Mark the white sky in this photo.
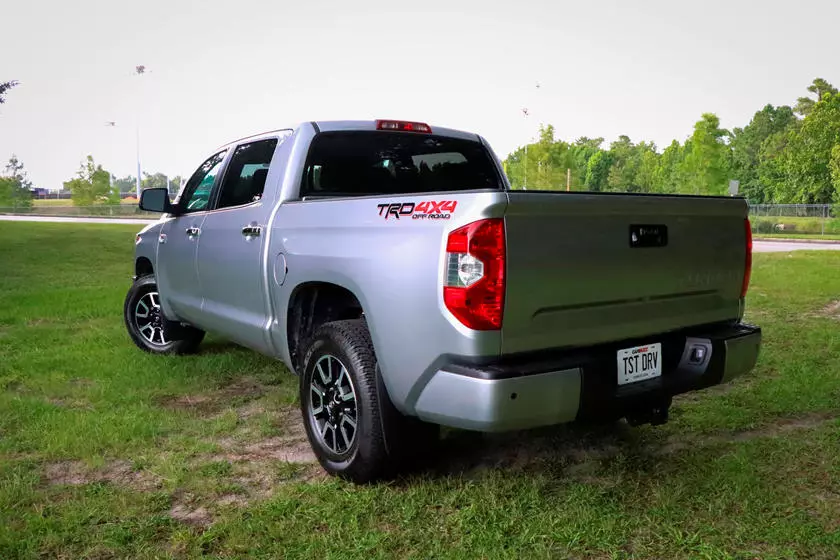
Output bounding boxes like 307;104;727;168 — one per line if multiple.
2;0;838;190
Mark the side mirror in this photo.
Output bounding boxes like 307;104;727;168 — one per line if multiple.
139;188;175;214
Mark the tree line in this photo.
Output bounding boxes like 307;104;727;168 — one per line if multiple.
0;152;182;207
60;155;184;206
503;78;840;204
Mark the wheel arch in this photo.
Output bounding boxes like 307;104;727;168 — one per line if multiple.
285;281;368;374
135;256;154;278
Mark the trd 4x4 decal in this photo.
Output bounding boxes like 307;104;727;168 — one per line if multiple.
377;200;458;220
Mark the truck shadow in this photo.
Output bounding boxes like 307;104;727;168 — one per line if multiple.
402;409;838;483
408;419;650;482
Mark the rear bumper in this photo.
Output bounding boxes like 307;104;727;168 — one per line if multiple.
413;323;761;432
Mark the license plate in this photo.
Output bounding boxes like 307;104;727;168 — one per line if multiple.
617;343;662;385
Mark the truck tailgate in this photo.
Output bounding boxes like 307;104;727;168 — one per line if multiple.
501;192;749;355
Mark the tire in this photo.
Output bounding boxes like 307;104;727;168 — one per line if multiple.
123;274;205;355
299;319;438;483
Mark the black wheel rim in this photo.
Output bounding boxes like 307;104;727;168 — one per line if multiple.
134;290;168;346
309;355;358;455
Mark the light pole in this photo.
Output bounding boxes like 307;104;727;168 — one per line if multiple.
133;65;147;201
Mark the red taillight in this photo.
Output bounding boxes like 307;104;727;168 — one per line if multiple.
741;218;752;298
375;119;432;133
443;219;505;330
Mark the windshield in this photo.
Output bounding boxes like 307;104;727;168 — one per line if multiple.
301;131;502;197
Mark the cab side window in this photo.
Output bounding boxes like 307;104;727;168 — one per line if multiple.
178;150;227;213
215;139;278;210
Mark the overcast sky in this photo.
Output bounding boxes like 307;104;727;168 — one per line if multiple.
2;0;838;190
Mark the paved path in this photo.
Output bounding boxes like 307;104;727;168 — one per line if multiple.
0;214;156;225
753;240;840;253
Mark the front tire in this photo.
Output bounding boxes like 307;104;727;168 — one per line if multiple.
123;275;205;355
299;319;438;483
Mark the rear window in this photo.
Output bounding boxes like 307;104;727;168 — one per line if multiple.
301;131;501;197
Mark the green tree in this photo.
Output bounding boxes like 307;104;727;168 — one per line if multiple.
795;78;837;117
63;155;115;206
651;140;685;193
677;113;731;195
781;91;840;203
142;172;169;191
634;143;659;193
570;137;604;188
114;175;137;194
757;128;795;203
606;136;638;191
0;155;33;208
0;80;19;105
730;104;797;202
830;144;840;202
584;151;613;191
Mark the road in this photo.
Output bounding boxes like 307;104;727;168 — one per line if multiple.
2;215;840;253
753;240;840;253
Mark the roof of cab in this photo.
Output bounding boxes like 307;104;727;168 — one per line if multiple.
217;120;482;150
312;120;482;142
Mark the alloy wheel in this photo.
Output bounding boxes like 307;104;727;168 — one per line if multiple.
309;355;358;455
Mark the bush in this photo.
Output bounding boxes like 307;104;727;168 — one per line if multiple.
753;218;779;233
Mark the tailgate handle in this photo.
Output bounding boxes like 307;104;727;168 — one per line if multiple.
630;224;667;248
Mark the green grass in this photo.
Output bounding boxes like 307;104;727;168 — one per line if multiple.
2;222;840;559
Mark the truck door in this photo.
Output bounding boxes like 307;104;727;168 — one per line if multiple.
195;138;279;353
157;149;227;325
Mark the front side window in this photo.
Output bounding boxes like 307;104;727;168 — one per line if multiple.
216;139;278;209
301;131;501;197
178;150;227;213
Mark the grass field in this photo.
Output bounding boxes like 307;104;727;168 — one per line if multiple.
1;222;840;559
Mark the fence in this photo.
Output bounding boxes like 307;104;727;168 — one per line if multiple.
0;205;158;218
748;204;838;236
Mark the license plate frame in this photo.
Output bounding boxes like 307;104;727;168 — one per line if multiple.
616;343;662;386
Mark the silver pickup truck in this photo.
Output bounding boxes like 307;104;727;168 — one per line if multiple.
126;119;761;482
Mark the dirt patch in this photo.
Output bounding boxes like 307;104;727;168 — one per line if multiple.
170;504;213;528
215;407;315;464
219;435;316;464
178;407;322;512
217;494;250;507
818;300;840;319
46;397;92;410
44;459;161;491
68;377;95;388
26;318;56;327
156;377;266;415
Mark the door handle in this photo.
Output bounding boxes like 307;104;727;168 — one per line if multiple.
185;226;200;237
241;225;262;237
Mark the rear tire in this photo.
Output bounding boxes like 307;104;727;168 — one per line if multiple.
299;319;438;483
123;275;205;355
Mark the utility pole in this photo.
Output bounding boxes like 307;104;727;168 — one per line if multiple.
566;168;571;192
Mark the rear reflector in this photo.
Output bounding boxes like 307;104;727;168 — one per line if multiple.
375;120;432;133
741;218;752;298
443;219;505;330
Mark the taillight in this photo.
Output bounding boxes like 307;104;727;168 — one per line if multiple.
375;120;432;133
741;218;752;298
443;219;505;330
